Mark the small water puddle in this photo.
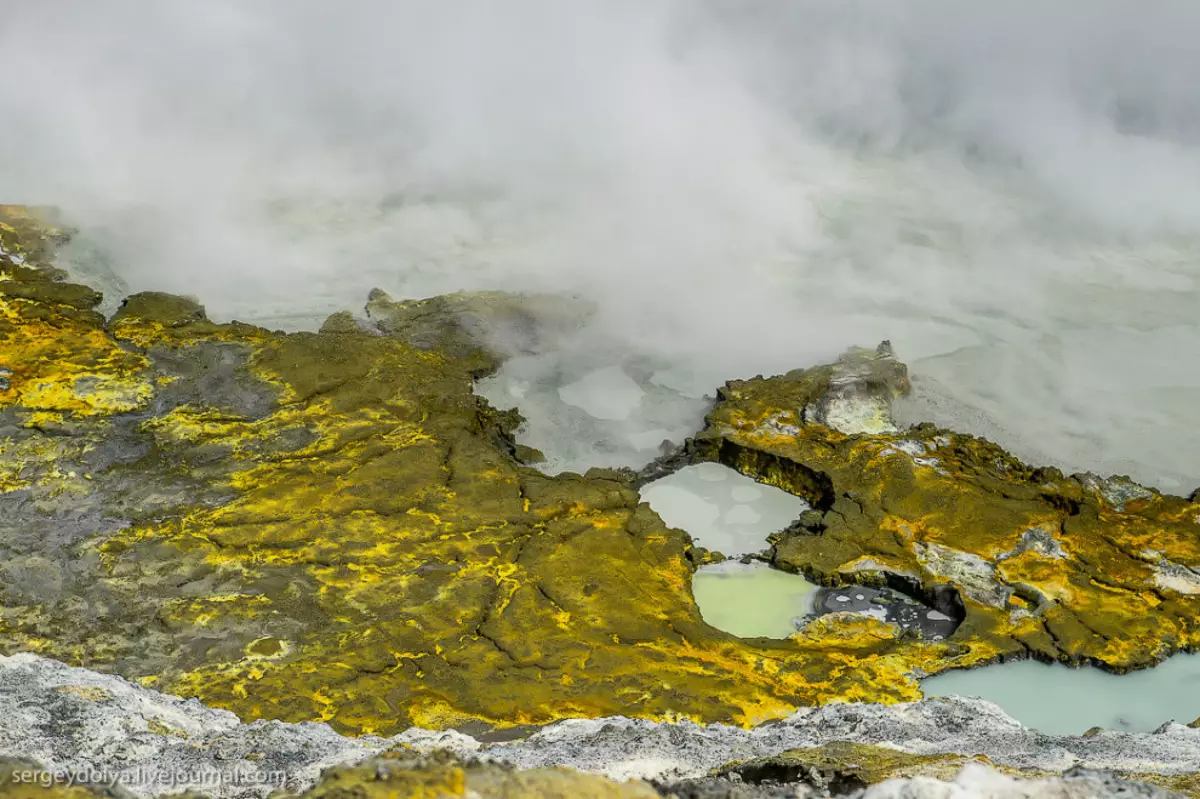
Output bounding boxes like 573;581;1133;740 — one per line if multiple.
691;560;817;638
922;654;1200;733
641;462;810;557
643;462;961;642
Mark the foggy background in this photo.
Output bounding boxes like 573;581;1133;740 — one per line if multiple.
2;1;1198;488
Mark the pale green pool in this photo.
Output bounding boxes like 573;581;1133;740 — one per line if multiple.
690;560;818;639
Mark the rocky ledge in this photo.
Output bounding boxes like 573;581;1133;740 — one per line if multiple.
0;653;1197;798
2;205;1199;794
692;341;1200;673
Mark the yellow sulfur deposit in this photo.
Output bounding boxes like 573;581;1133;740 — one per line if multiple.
2;206;1198;740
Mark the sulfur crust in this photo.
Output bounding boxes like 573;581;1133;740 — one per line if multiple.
1;206;1198;742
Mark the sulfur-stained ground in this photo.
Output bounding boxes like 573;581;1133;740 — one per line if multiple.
695;344;1200;673
2;205;1199;738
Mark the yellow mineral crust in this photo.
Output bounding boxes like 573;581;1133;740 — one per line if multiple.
1;209;154;419
695;356;1200;673
2;206;1197;740
0;209;939;736
0;287;153;418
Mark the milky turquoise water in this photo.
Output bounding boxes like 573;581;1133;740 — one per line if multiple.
921;655;1200;734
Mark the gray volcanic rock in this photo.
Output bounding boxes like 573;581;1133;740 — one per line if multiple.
667;766;1185;798
0;653;389;798
445;701;1200;783
855;766;1184;798
1;653;1198;798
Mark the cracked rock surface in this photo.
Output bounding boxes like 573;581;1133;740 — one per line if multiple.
693;344;1200;676
3;206;1199;791
0;207;956;735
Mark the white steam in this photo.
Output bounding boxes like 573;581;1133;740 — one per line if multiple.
1;1;1198;488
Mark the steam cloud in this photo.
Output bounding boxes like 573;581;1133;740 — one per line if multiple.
2;1;1198;487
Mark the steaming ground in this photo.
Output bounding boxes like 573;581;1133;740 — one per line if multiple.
3;1;1199;490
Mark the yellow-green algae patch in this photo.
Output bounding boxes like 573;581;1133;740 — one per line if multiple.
2;206;1198;740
